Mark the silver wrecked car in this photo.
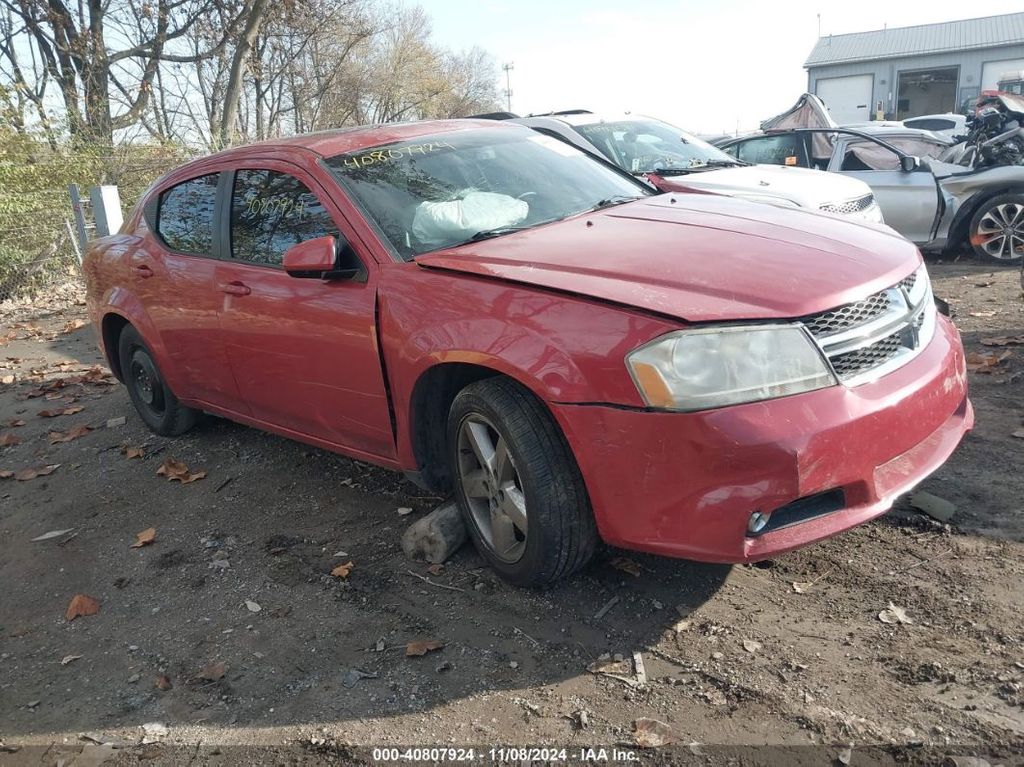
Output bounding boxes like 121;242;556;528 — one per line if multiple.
718;94;1024;265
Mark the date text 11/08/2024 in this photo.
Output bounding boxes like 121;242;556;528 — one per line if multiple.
370;746;641;762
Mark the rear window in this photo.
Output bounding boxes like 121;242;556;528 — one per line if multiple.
156;174;219;255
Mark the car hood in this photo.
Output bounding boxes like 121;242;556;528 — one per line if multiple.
414;194;919;323
649;164;873;208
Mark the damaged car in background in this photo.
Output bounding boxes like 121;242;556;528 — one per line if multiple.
473;110;886;224
718;94;1024;265
84;120;972;587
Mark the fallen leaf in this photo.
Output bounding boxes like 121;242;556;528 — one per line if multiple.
0;374;14;385
405;639;444;657
609;556;642;577
966;350;1012;373
397;506;413;516
792;582;810;593
198;661;226;681
65;594;100;621
156;457;206;484
38;406;83;418
130;527;156;548
63;319;88;333
154;674;172;691
3;418;25;427
742;639;762;654
968;310;996;318
1012;428;1024;439
245;600;262;613
0;432;20;447
633;717;677;748
330;561;354;579
123;446;145;459
60;654;82;665
981;336;1024;347
32;528;74;542
8;464;60;481
48;423;92;443
426;563;444;576
878;602;913;625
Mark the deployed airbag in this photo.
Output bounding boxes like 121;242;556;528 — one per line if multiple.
412;191;528;248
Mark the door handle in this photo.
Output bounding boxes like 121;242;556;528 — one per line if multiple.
219;281;251;296
135;264;154;279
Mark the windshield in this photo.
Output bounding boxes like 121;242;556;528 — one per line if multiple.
574;119;741;174
324;128;649;258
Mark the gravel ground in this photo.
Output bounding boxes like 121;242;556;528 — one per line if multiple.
0;261;1021;766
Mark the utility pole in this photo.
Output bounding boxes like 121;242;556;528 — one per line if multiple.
503;62;514;112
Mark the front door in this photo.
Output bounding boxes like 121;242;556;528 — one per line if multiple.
213;162;395;461
832;138;941;244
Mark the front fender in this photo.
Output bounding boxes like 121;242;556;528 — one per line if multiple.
378;265;680;468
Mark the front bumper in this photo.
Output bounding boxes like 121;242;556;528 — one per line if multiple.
551;314;972;562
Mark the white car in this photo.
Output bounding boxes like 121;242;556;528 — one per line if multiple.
492;110;886;224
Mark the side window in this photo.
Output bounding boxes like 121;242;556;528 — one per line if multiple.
156;174;219;255
231;169;339;266
731;135;805;166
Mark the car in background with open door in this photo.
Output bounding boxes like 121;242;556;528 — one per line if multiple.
716;95;1023;265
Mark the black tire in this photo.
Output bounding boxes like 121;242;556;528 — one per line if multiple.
447;377;598;587
968;193;1024;266
117;325;199;436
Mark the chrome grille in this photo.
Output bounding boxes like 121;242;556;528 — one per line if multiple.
820;194;875;216
829;331;903;378
801;291;891;337
801;268;934;385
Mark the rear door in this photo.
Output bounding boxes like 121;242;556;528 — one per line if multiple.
139;172;246;411
212;160;395;460
830;137;940;244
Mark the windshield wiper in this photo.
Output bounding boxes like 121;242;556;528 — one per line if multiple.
467;225;534;242
653;160;741;175
587;195;644;211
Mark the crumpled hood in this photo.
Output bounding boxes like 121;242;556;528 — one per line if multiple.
650;164;873;209
414;194;919;323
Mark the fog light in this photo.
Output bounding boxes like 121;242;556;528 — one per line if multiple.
747;512;769;535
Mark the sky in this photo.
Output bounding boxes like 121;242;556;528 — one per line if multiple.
423;0;1024;135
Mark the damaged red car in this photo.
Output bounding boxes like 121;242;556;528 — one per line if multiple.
83;120;973;586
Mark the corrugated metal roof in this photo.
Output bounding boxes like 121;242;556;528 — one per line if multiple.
806;12;1024;67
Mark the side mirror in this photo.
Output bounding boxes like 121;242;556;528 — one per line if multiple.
282;235;360;280
900;155;921;172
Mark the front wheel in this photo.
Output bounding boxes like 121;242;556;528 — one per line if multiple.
969;194;1024;265
117;325;200;436
447;378;598;587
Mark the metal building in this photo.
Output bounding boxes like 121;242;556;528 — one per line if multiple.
805;12;1024;123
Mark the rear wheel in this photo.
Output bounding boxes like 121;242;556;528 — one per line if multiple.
447;377;598;587
969;193;1024;265
117;325;199;436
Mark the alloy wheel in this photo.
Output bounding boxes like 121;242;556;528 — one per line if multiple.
976;202;1024;261
456;414;528;563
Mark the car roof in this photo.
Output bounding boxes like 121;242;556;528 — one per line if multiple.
527;111;653;128
195;119;513;162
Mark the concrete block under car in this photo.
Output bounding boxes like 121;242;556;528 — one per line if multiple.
401;503;468;564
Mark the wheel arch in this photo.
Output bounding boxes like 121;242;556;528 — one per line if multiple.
946;185;1024;252
101;312;131;381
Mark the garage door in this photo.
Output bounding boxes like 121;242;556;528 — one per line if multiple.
982;58;1024;91
816;75;873;125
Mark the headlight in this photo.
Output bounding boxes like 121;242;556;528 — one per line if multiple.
627;325;837;411
730;193;802;209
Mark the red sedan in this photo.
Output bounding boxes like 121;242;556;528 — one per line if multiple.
83;120;973;586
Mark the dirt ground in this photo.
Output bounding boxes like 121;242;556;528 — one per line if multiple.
0;260;1021;766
